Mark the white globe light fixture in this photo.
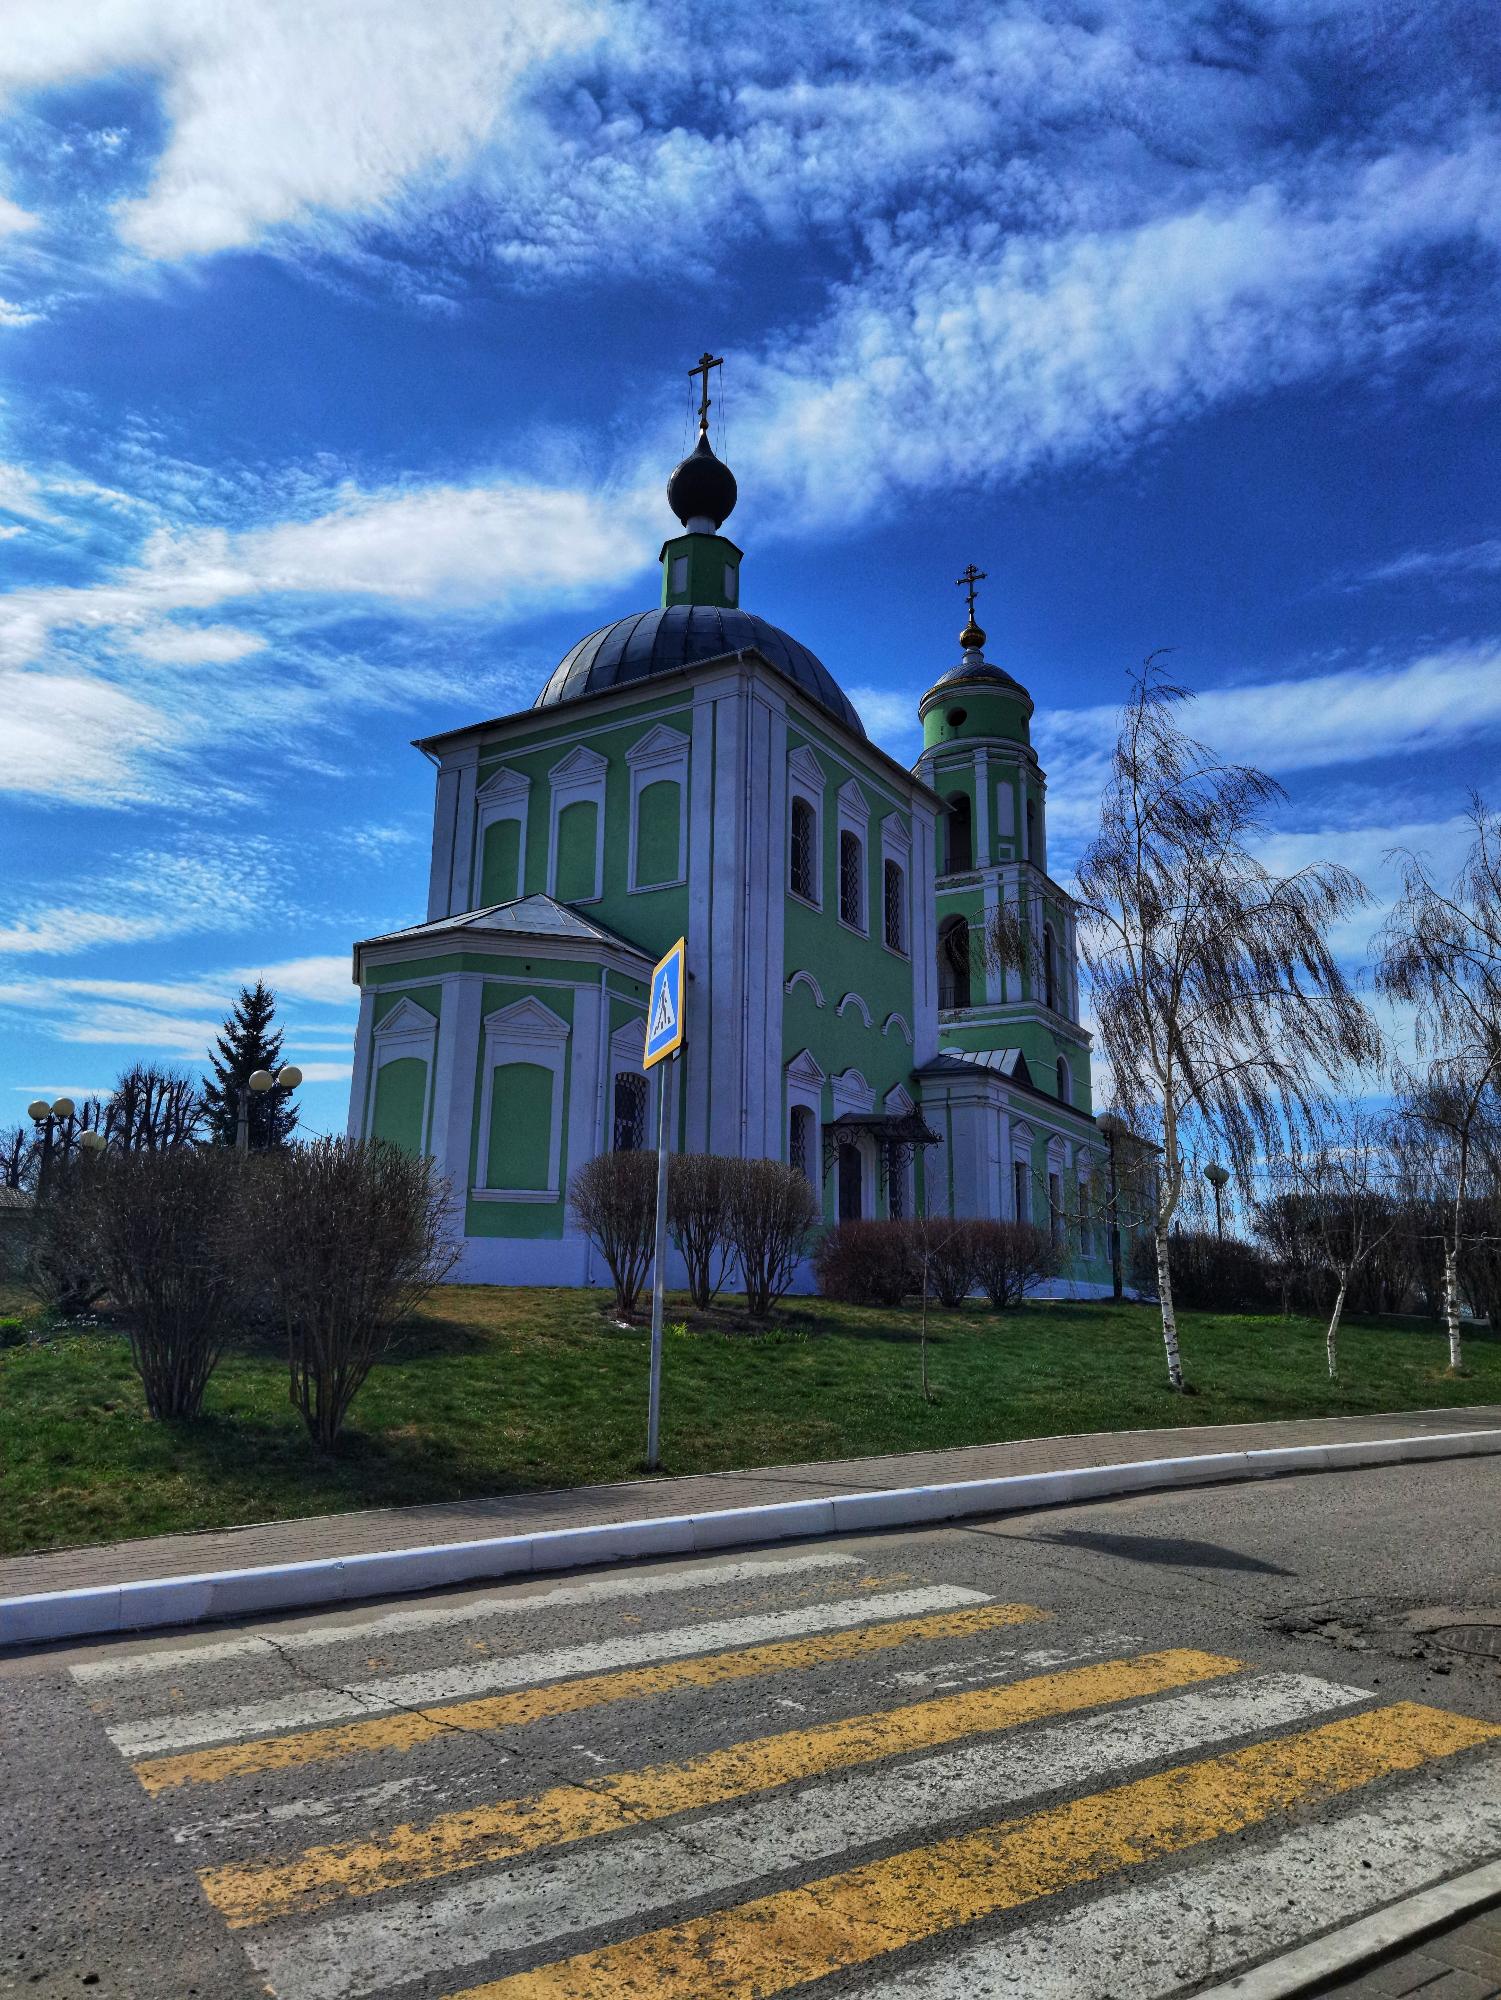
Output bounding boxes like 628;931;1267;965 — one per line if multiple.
51;1096;75;1120
237;1060;302;1151
276;1064;303;1089
1203;1160;1230;1238
80;1130;107;1153
26;1099;49;1122
248;1069;276;1093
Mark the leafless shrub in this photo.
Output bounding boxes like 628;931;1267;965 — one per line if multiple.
969;1219;1062;1311
248;1138;457;1449
814;1219;918;1305
725;1158;819;1318
570;1149;659;1314
25;1157;109;1317
668;1153;734;1308
922;1218;982;1307
87;1148;247;1419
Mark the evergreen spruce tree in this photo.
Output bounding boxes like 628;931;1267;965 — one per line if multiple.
202;980;299;1149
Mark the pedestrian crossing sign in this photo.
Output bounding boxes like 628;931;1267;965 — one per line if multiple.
643;936;686;1069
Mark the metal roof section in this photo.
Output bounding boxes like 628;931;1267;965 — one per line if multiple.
356;894;653;961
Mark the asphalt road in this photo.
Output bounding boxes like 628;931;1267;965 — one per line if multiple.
3;1456;1499;2000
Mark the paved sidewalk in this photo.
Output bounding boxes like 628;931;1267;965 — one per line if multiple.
1314;1900;1501;1996
3;1403;1497;1601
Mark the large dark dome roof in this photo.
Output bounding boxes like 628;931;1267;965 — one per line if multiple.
534;605;866;737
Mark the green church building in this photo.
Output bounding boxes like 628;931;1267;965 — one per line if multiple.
347;395;1110;1292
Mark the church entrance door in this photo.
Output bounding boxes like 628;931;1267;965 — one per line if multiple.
837;1142;863;1221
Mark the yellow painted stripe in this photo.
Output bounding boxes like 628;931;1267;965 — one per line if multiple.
200;1646;1239;1928
453;1701;1501;2000
134;1600;1047;1794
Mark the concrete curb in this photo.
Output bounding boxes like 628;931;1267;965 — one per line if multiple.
1193;1857;1501;1998
4;1426;1499;1649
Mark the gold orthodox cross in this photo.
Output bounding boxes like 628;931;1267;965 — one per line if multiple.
956;562;987;624
690;351;724;433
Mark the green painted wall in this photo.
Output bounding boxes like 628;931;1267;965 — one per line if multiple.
922;686;1032;751
371;1056;427;1157
635;778;681;887
479;817;521;905
660;531;741;609
485;1062;553;1189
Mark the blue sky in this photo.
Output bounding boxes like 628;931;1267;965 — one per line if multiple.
2;0;1499;1136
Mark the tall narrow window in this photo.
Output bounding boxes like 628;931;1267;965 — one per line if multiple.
1044;924;1059;1012
938;914;971;1009
612;1073;647;1152
839;828;864;929
945;792;973;872
1013;1158;1029;1221
1049;1171;1064;1247
883;858;906;952
1055;1054;1071;1103
1026;796;1037;860
789;796;816;901
789;1103;815;1184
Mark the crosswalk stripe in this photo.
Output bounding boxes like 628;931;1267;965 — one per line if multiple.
241;1671;1368;2000
72;1552;865;1684
200;1647;1241;1928
115;1582;996;1763
130;1594;1043;1792
862;1754;1501;1998
450;1701;1501;2000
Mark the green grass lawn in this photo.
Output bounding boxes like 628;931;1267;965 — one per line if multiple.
1;1282;1497;1557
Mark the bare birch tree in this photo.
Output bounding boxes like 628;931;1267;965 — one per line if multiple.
995;659;1377;1389
1391;1068;1500;1371
1378;797;1501;1372
1281;1110;1398;1378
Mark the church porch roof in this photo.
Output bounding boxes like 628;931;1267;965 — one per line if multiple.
354;895;654;970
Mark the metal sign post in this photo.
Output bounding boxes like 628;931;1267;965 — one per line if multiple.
642;938;686;1471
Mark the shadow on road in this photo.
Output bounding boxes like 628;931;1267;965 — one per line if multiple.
1030;1528;1297;1576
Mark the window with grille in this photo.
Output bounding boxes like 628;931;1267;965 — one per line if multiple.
789;1103;814;1183
1013;1158;1029;1221
789;796;816;901
883;858;905;952
938;915;970;1009
839;829;864;928
612;1072;647;1152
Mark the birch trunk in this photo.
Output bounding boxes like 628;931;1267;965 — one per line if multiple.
1325;1275;1347;1379
1442;1241;1464;1372
1154;1221;1185;1390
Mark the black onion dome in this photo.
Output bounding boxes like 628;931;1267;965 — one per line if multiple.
666;432;738;529
535;605;865;737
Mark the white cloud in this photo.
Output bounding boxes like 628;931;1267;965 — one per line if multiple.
292;1060;352;1082
0;194;36;237
0;0;609;260
230;953;354;1006
0;297;40;326
847;683;921;746
0;838;278;958
1354;539;1501;585
131;623;266;664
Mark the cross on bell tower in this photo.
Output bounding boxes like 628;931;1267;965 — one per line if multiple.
956;562;987;652
689;351;723;438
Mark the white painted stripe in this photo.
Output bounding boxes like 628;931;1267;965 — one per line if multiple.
107;1585;990;1759
863;1752;1501;1998
170;1635;1135;1855
72;1552;863;1685
241;1671;1369;2000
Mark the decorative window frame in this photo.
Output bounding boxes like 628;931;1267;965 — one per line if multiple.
880;811;912;957
785;1046;825;1188
836;778;870;936
835;990;872;1028
471;764;530;909
784;967;827;1008
787;743;825;908
1055;1052;1072;1105
368;996;438;1147
882;1011;913;1045
473;995;570;1202
546;745;608;903
830;1064;876;1219
608;1015;658;1151
1010;1118;1036;1222
625;724;690;893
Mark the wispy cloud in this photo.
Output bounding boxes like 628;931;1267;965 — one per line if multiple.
1351;539;1501;586
0;837;280;956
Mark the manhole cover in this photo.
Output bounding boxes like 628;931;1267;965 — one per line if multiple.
1437;1625;1501;1660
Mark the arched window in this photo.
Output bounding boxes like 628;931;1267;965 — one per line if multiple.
789;1102;815;1184
612;1072;646;1152
1026;796;1037;861
1043;923;1059;1012
837;1142;863;1220
938;914;971;1010
945;791;973;873
789;796;816;901
839;828;865;928
883;858;906;952
1055;1054;1071;1104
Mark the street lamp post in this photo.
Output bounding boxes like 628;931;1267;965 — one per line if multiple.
1204;1161;1230;1239
27;1096;77;1200
235;1065;303;1153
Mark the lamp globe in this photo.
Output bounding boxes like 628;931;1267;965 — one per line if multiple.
247;1069;275;1093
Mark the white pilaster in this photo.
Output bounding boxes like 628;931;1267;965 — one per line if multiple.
346;987;375;1138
